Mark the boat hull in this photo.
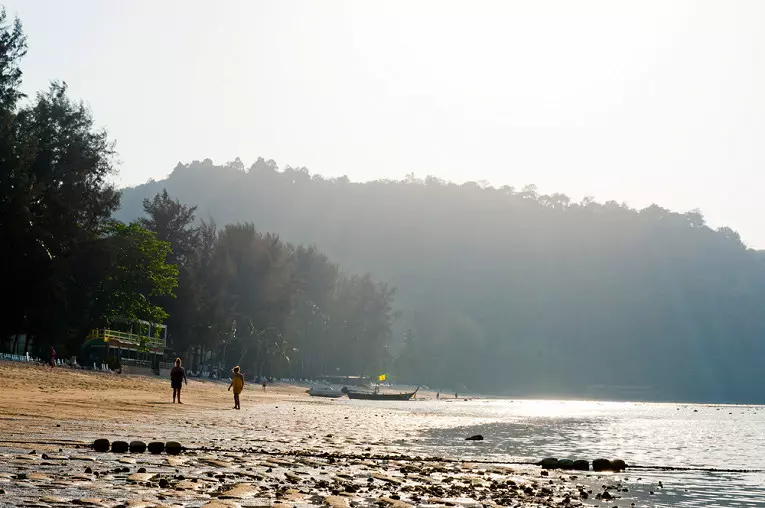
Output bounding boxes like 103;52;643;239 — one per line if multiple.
307;389;345;398
342;387;418;401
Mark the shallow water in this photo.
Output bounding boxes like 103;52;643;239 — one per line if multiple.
338;398;765;507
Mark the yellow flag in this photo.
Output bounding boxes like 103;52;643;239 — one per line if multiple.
378;374;386;382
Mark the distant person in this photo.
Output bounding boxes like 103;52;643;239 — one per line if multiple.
262;379;267;392
228;366;245;410
170;358;188;404
49;346;56;368
436;392;440;400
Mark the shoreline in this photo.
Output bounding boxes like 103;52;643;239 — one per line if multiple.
0;360;685;506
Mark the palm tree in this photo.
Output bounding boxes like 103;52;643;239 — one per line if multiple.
269;336;292;378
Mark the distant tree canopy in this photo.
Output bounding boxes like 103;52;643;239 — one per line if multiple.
117;158;765;403
135;195;397;379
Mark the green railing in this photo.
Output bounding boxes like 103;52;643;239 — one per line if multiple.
87;329;166;349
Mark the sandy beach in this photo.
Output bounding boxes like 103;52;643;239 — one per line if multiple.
0;361;623;507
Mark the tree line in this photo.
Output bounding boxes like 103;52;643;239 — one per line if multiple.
137;190;396;377
118;158;765;403
0;10;396;379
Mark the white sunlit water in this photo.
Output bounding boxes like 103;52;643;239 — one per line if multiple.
337;398;765;507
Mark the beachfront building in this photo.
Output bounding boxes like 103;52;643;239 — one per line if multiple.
83;320;168;371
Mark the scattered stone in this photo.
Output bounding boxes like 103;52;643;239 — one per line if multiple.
167;456;186;467
71;499;108;507
127;472;156;482
165;441;182;455
372;473;402;485
324;495;351;508
219;483;258;499
92;439;110;453
573;459;590;471
202;502;239;508
40;496;70;504
129;440;147;453
110;441;129;454
539;457;559;469
377;496;413;508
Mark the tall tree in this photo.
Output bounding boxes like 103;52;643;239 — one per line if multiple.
137;189;200;350
0;12;119;345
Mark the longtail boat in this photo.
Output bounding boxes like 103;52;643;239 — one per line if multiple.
341;386;418;401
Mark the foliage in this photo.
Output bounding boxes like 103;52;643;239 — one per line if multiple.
0;14;120;349
137;188;200;349
91;222;178;326
117;159;765;403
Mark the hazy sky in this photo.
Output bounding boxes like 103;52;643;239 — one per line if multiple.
5;1;765;246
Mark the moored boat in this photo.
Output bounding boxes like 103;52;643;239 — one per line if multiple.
341;386;419;401
307;386;345;398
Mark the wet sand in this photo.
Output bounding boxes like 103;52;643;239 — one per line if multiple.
0;361;633;507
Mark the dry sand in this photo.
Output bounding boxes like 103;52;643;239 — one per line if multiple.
0;361;614;507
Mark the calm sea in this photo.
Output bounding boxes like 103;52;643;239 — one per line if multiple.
343;398;765;507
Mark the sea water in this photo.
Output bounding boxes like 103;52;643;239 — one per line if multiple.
342;398;765;506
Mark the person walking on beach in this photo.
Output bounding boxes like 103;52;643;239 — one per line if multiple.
48;346;56;368
170;358;188;404
228;366;244;410
262;379;267;392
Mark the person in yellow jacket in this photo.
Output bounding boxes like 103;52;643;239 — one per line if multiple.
228;366;245;410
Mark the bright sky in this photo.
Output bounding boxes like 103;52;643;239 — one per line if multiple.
5;1;765;246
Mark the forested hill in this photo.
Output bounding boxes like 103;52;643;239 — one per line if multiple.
117;158;765;403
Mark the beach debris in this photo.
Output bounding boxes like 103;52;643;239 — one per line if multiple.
129;440;147;453
110;441;129;453
465;434;484;441
92;439;110;453
147;441;164;454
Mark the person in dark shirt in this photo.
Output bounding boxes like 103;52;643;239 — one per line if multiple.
170;358;188;404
